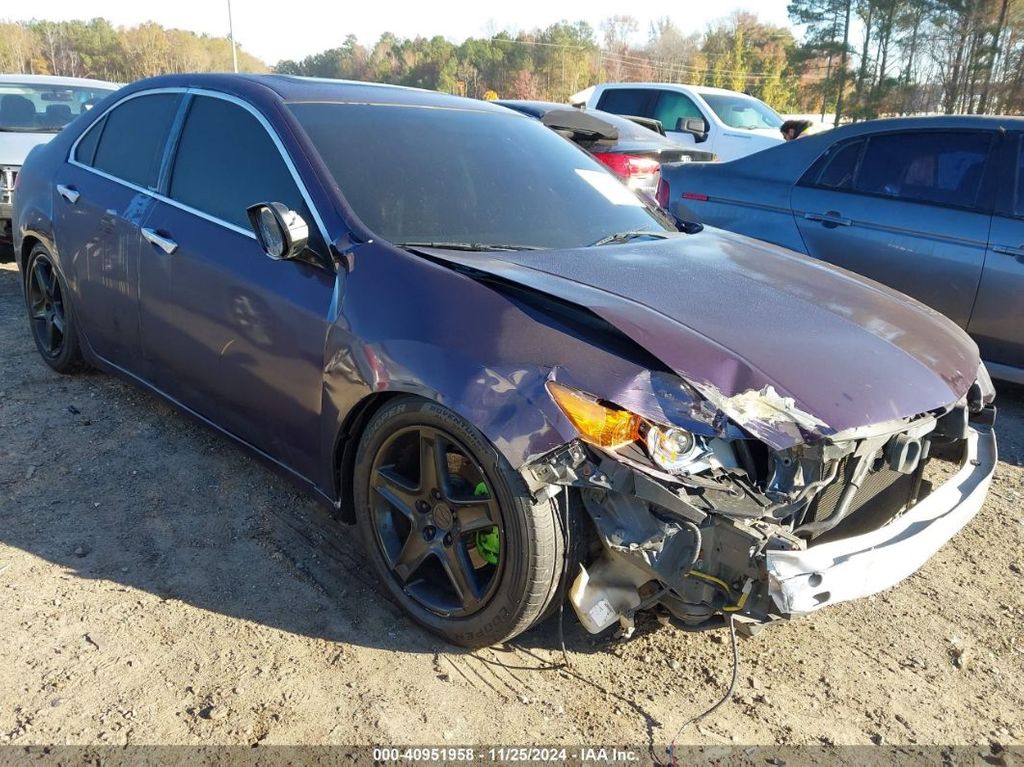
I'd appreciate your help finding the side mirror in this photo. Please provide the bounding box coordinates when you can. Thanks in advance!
[675,117,709,143]
[246,202,309,260]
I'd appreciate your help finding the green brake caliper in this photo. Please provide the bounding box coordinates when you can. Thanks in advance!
[473,481,500,565]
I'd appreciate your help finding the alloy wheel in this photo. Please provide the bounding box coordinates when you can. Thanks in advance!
[27,255,67,358]
[369,425,504,618]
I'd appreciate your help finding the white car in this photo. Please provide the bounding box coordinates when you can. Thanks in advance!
[574,83,785,162]
[1,74,119,255]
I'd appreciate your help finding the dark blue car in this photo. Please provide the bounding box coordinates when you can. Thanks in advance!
[12,75,997,648]
[659,116,1024,384]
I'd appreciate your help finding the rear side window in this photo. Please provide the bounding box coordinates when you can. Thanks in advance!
[854,131,992,209]
[91,93,180,189]
[73,115,105,166]
[169,95,307,230]
[596,89,653,118]
[651,91,704,132]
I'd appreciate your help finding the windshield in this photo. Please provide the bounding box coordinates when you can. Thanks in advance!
[701,93,782,130]
[0,82,116,133]
[289,102,670,250]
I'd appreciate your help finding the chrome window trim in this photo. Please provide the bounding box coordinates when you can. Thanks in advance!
[70,162,257,239]
[69,86,185,182]
[67,85,330,245]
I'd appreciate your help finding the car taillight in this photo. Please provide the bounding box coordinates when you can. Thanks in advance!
[655,177,670,209]
[591,152,661,193]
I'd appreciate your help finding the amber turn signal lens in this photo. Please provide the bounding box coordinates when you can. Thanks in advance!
[546,382,642,449]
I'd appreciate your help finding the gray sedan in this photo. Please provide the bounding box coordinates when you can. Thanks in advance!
[660,116,1024,383]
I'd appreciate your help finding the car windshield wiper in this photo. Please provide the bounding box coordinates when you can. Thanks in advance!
[396,241,543,252]
[590,229,674,247]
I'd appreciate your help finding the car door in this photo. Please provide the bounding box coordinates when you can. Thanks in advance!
[649,90,713,153]
[790,129,994,328]
[137,92,336,477]
[968,132,1024,375]
[54,91,182,365]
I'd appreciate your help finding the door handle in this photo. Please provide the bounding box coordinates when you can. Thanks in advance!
[141,227,178,255]
[56,184,80,204]
[993,245,1024,260]
[804,211,852,228]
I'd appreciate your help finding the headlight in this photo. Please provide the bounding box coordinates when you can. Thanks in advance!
[547,382,706,474]
[645,424,701,473]
[0,166,18,204]
[547,382,641,449]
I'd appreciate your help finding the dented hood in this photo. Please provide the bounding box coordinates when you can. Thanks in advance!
[420,229,980,449]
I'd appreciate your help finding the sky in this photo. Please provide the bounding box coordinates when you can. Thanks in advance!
[9,0,794,65]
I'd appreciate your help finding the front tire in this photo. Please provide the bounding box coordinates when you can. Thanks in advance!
[24,244,85,374]
[353,396,565,647]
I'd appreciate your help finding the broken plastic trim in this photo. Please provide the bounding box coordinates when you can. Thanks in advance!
[767,423,996,616]
[698,383,828,435]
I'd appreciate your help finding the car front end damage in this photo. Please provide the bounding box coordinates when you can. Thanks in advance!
[522,372,997,638]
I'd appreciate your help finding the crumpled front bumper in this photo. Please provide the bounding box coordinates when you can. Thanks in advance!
[766,424,996,616]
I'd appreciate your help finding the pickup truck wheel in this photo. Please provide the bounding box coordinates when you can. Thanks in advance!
[353,396,564,647]
[24,244,85,374]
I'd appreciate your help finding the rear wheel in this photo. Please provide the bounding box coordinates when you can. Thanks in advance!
[353,396,564,647]
[24,244,84,374]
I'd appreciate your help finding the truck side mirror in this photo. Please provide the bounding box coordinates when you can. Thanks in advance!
[675,117,709,143]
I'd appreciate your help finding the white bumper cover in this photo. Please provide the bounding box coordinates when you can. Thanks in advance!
[766,425,997,616]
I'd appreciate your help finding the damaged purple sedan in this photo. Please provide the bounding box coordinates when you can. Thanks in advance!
[13,74,997,647]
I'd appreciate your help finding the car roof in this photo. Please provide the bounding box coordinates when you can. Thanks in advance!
[697,112,1024,182]
[824,114,1024,135]
[596,82,758,98]
[0,73,120,89]
[119,73,518,115]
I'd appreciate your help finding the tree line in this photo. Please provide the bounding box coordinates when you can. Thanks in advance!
[274,15,802,111]
[792,0,1024,122]
[0,18,266,82]
[0,15,809,112]
[2,8,1023,120]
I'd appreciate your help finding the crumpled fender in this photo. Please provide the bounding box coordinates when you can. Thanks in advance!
[319,245,724,494]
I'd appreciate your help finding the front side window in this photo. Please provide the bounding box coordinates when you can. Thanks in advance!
[169,95,307,230]
[0,82,116,133]
[290,103,670,250]
[854,131,992,209]
[652,91,705,132]
[701,93,783,130]
[89,93,181,189]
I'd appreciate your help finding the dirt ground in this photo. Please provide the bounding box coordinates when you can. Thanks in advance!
[1,259,1022,758]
